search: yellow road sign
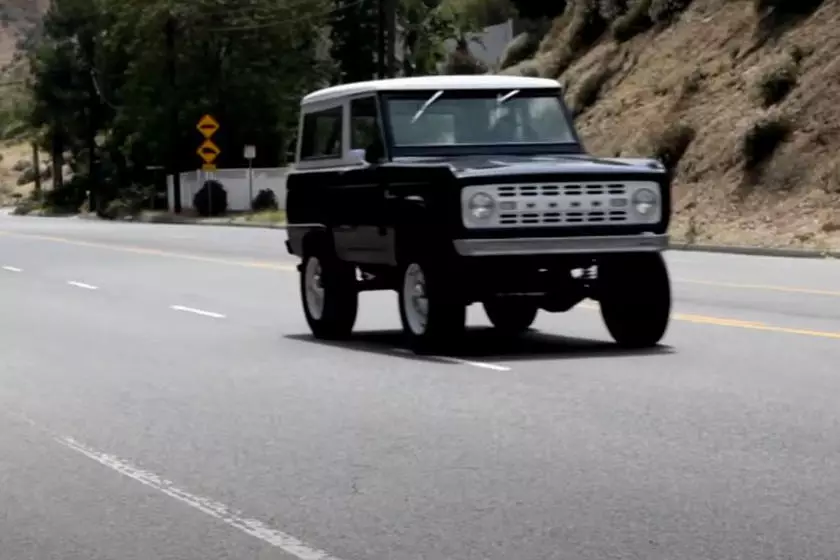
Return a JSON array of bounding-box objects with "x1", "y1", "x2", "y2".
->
[
  {"x1": 202, "y1": 163, "x2": 217, "y2": 171},
  {"x1": 197, "y1": 139, "x2": 221, "y2": 163},
  {"x1": 196, "y1": 114, "x2": 220, "y2": 138}
]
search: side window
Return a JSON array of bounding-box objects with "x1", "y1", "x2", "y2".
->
[
  {"x1": 299, "y1": 107, "x2": 343, "y2": 160},
  {"x1": 350, "y1": 96, "x2": 382, "y2": 150}
]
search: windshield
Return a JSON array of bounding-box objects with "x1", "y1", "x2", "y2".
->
[{"x1": 384, "y1": 90, "x2": 577, "y2": 149}]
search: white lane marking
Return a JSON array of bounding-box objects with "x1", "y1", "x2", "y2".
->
[
  {"x1": 67, "y1": 281, "x2": 99, "y2": 290},
  {"x1": 392, "y1": 348, "x2": 511, "y2": 371},
  {"x1": 170, "y1": 305, "x2": 226, "y2": 319},
  {"x1": 55, "y1": 436, "x2": 344, "y2": 560},
  {"x1": 441, "y1": 356, "x2": 511, "y2": 371},
  {"x1": 2, "y1": 266, "x2": 22, "y2": 272}
]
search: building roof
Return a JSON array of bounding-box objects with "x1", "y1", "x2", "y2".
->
[{"x1": 301, "y1": 75, "x2": 563, "y2": 105}]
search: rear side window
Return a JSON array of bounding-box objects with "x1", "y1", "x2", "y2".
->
[{"x1": 299, "y1": 106, "x2": 343, "y2": 160}]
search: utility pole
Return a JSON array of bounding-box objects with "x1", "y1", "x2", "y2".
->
[
  {"x1": 377, "y1": 0, "x2": 386, "y2": 78},
  {"x1": 165, "y1": 15, "x2": 182, "y2": 213},
  {"x1": 82, "y1": 36, "x2": 99, "y2": 213},
  {"x1": 385, "y1": 0, "x2": 396, "y2": 78}
]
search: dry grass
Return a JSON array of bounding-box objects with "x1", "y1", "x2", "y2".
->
[{"x1": 528, "y1": 0, "x2": 840, "y2": 250}]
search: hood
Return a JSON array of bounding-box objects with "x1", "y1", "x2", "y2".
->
[{"x1": 393, "y1": 153, "x2": 666, "y2": 179}]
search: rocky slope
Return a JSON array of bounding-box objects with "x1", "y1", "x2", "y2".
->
[{"x1": 503, "y1": 0, "x2": 839, "y2": 250}]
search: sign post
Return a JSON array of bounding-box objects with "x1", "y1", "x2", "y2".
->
[
  {"x1": 244, "y1": 145, "x2": 256, "y2": 207},
  {"x1": 196, "y1": 114, "x2": 221, "y2": 212}
]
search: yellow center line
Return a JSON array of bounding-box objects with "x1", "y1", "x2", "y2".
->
[
  {"x1": 3, "y1": 229, "x2": 840, "y2": 340},
  {"x1": 675, "y1": 278, "x2": 840, "y2": 298},
  {"x1": 578, "y1": 301, "x2": 840, "y2": 340},
  {"x1": 0, "y1": 231, "x2": 296, "y2": 271}
]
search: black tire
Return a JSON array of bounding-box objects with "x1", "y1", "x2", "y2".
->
[
  {"x1": 598, "y1": 252, "x2": 671, "y2": 348},
  {"x1": 397, "y1": 257, "x2": 466, "y2": 354},
  {"x1": 483, "y1": 297, "x2": 538, "y2": 335},
  {"x1": 300, "y1": 249, "x2": 358, "y2": 340}
]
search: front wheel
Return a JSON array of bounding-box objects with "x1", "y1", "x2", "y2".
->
[
  {"x1": 398, "y1": 259, "x2": 466, "y2": 354},
  {"x1": 483, "y1": 297, "x2": 538, "y2": 335},
  {"x1": 300, "y1": 251, "x2": 358, "y2": 340},
  {"x1": 598, "y1": 253, "x2": 671, "y2": 349}
]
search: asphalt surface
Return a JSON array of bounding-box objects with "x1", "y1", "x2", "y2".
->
[{"x1": 2, "y1": 212, "x2": 840, "y2": 560}]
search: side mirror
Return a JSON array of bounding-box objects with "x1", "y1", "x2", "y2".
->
[{"x1": 364, "y1": 141, "x2": 384, "y2": 164}]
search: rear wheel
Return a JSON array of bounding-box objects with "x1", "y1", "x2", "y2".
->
[
  {"x1": 398, "y1": 258, "x2": 466, "y2": 354},
  {"x1": 300, "y1": 249, "x2": 358, "y2": 340},
  {"x1": 598, "y1": 253, "x2": 671, "y2": 348},
  {"x1": 483, "y1": 297, "x2": 538, "y2": 335}
]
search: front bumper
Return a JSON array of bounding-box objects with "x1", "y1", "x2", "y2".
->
[{"x1": 452, "y1": 233, "x2": 668, "y2": 257}]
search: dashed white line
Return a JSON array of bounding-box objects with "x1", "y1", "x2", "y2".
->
[
  {"x1": 440, "y1": 356, "x2": 511, "y2": 371},
  {"x1": 55, "y1": 436, "x2": 344, "y2": 560},
  {"x1": 392, "y1": 348, "x2": 511, "y2": 371},
  {"x1": 67, "y1": 281, "x2": 99, "y2": 290},
  {"x1": 2, "y1": 266, "x2": 22, "y2": 272},
  {"x1": 170, "y1": 305, "x2": 226, "y2": 319}
]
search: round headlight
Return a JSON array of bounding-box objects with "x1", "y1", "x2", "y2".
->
[
  {"x1": 468, "y1": 192, "x2": 495, "y2": 220},
  {"x1": 631, "y1": 188, "x2": 657, "y2": 215}
]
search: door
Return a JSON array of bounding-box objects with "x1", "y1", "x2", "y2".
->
[{"x1": 334, "y1": 95, "x2": 392, "y2": 265}]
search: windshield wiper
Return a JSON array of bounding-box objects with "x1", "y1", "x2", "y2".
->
[
  {"x1": 410, "y1": 90, "x2": 444, "y2": 123},
  {"x1": 496, "y1": 89, "x2": 520, "y2": 105}
]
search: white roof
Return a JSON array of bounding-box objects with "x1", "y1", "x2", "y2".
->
[{"x1": 302, "y1": 75, "x2": 562, "y2": 105}]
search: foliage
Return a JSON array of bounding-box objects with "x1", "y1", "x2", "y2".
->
[
  {"x1": 193, "y1": 179, "x2": 228, "y2": 216},
  {"x1": 28, "y1": 0, "x2": 333, "y2": 212},
  {"x1": 650, "y1": 122, "x2": 695, "y2": 173},
  {"x1": 251, "y1": 188, "x2": 278, "y2": 211},
  {"x1": 647, "y1": 0, "x2": 692, "y2": 24},
  {"x1": 329, "y1": 0, "x2": 378, "y2": 82},
  {"x1": 610, "y1": 0, "x2": 652, "y2": 41},
  {"x1": 509, "y1": 0, "x2": 567, "y2": 19},
  {"x1": 752, "y1": 55, "x2": 798, "y2": 108},
  {"x1": 400, "y1": 0, "x2": 478, "y2": 76},
  {"x1": 741, "y1": 113, "x2": 791, "y2": 171},
  {"x1": 572, "y1": 61, "x2": 616, "y2": 115}
]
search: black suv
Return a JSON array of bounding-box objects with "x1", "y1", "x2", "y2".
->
[{"x1": 285, "y1": 75, "x2": 671, "y2": 353}]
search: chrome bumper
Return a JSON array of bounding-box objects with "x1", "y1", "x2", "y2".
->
[{"x1": 453, "y1": 234, "x2": 669, "y2": 257}]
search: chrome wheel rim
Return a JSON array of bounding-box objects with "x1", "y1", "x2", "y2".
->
[
  {"x1": 304, "y1": 256, "x2": 325, "y2": 320},
  {"x1": 402, "y1": 263, "x2": 428, "y2": 335}
]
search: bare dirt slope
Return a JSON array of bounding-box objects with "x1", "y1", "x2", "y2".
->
[{"x1": 509, "y1": 0, "x2": 840, "y2": 251}]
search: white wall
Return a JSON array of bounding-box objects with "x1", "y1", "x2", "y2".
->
[{"x1": 167, "y1": 167, "x2": 290, "y2": 212}]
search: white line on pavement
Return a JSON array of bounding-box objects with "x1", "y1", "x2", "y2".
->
[
  {"x1": 442, "y1": 356, "x2": 511, "y2": 371},
  {"x1": 67, "y1": 281, "x2": 99, "y2": 290},
  {"x1": 170, "y1": 305, "x2": 226, "y2": 319},
  {"x1": 2, "y1": 266, "x2": 22, "y2": 272},
  {"x1": 55, "y1": 436, "x2": 345, "y2": 560},
  {"x1": 392, "y1": 348, "x2": 511, "y2": 371}
]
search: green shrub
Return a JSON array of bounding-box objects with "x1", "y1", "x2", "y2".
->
[
  {"x1": 754, "y1": 0, "x2": 823, "y2": 15},
  {"x1": 598, "y1": 0, "x2": 627, "y2": 20},
  {"x1": 648, "y1": 0, "x2": 693, "y2": 24},
  {"x1": 572, "y1": 63, "x2": 615, "y2": 115},
  {"x1": 753, "y1": 56, "x2": 797, "y2": 107},
  {"x1": 611, "y1": 0, "x2": 653, "y2": 41},
  {"x1": 499, "y1": 30, "x2": 544, "y2": 69},
  {"x1": 651, "y1": 122, "x2": 696, "y2": 172},
  {"x1": 541, "y1": 0, "x2": 606, "y2": 78},
  {"x1": 741, "y1": 114, "x2": 791, "y2": 170},
  {"x1": 193, "y1": 179, "x2": 228, "y2": 217},
  {"x1": 251, "y1": 188, "x2": 279, "y2": 212}
]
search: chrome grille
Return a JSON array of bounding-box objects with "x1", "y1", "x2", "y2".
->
[{"x1": 461, "y1": 181, "x2": 661, "y2": 229}]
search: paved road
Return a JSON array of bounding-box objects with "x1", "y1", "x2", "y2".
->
[{"x1": 1, "y1": 213, "x2": 840, "y2": 560}]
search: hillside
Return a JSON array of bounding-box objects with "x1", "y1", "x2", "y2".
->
[{"x1": 499, "y1": 0, "x2": 839, "y2": 250}]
